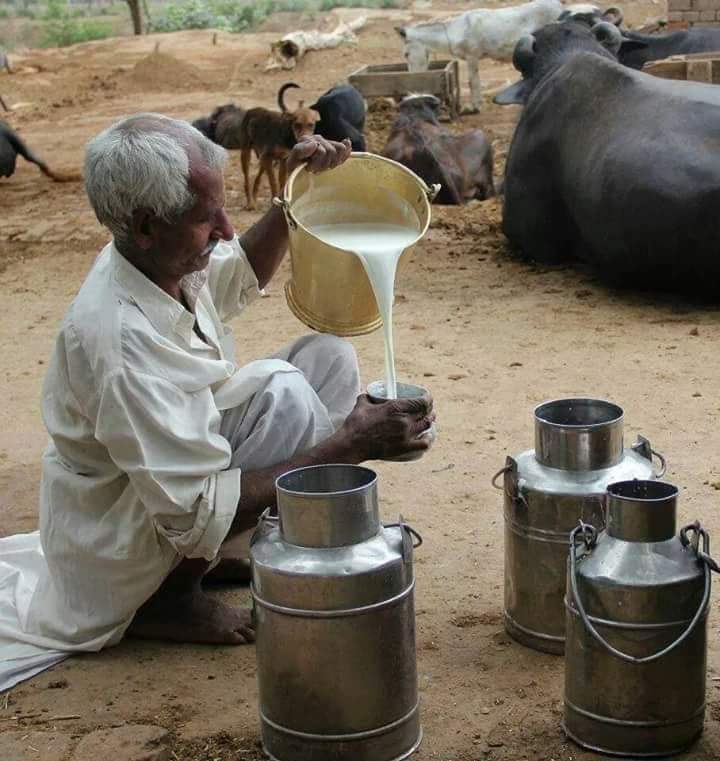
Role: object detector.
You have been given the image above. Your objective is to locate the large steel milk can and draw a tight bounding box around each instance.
[250,464,423,761]
[564,480,718,757]
[493,398,665,654]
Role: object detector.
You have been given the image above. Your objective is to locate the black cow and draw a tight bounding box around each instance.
[1,121,55,179]
[618,27,720,70]
[558,6,720,70]
[280,82,367,152]
[494,21,720,291]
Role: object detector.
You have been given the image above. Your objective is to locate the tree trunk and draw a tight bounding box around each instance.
[125,0,143,35]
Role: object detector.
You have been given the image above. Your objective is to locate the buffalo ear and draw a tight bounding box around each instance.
[395,26,407,39]
[493,80,532,106]
[602,7,624,26]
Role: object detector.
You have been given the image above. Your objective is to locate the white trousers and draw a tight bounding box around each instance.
[217,333,361,559]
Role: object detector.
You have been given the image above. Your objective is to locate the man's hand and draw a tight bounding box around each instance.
[287,135,353,176]
[338,393,436,462]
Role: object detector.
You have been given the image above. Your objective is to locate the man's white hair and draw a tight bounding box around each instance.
[84,113,227,247]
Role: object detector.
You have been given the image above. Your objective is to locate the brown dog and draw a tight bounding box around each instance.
[239,83,319,210]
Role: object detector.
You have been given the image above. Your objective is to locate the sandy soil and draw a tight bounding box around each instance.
[2,3,720,760]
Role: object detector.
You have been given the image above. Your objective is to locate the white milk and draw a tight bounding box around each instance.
[309,223,418,399]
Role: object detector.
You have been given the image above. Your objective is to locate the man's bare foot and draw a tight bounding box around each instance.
[203,558,252,586]
[128,589,255,645]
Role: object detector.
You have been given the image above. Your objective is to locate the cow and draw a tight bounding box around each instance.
[493,20,720,292]
[1,121,60,180]
[395,0,564,111]
[382,94,494,205]
[280,82,366,152]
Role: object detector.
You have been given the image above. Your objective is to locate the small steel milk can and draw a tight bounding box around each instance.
[250,464,423,761]
[493,398,665,654]
[564,479,718,756]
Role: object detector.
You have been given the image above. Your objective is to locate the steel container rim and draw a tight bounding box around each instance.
[534,397,625,471]
[276,463,378,499]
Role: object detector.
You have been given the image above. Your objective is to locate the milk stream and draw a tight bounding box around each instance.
[308,223,418,399]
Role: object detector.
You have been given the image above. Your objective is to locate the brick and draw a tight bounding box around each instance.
[693,0,719,12]
[669,10,684,19]
[684,10,701,20]
[700,9,717,19]
[670,0,692,10]
[694,19,720,24]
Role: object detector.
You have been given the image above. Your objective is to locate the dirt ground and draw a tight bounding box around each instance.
[2,3,720,760]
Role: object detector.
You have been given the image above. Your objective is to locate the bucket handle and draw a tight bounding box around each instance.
[426,183,441,201]
[384,516,423,550]
[273,197,298,231]
[249,506,279,548]
[631,436,667,478]
[569,520,716,664]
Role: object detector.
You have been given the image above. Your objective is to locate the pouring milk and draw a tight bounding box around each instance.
[307,222,418,399]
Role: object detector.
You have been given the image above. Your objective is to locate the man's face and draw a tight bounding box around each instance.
[139,161,235,281]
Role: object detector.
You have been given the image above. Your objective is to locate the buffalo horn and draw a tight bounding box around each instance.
[591,21,623,54]
[513,35,536,73]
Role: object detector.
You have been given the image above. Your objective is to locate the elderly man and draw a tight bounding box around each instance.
[0,113,433,690]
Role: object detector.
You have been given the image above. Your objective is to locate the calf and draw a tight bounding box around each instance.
[382,94,494,205]
[1,121,58,180]
[494,21,720,292]
[280,82,366,151]
[396,0,563,111]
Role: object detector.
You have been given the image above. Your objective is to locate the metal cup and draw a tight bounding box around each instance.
[366,380,436,462]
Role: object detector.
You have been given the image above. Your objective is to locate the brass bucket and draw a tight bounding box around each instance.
[275,152,439,337]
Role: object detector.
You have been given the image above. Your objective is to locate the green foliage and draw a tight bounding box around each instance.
[41,0,114,46]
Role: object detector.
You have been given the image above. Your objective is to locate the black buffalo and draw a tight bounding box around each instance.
[558,6,720,70]
[618,27,720,70]
[494,21,720,291]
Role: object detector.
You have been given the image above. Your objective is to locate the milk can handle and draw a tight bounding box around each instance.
[491,459,529,509]
[632,436,667,478]
[569,521,714,665]
[249,506,279,547]
[384,519,423,549]
[651,449,667,478]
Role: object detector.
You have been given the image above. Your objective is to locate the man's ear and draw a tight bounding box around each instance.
[131,208,157,251]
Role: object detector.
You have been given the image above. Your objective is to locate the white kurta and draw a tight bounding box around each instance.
[0,239,359,692]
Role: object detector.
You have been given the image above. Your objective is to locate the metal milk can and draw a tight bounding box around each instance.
[564,480,718,757]
[250,464,423,761]
[493,398,665,654]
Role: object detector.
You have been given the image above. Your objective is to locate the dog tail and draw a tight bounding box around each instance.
[278,82,301,112]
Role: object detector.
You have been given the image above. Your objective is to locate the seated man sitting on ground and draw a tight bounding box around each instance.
[0,114,434,689]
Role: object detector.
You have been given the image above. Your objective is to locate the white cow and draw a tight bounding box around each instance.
[397,0,591,111]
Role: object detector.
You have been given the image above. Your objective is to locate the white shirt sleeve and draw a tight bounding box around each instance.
[94,367,240,560]
[207,237,262,323]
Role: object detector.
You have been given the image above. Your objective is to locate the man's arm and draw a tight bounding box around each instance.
[230,393,434,535]
[239,135,352,289]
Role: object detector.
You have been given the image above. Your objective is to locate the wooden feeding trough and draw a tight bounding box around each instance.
[644,50,720,83]
[348,59,461,119]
